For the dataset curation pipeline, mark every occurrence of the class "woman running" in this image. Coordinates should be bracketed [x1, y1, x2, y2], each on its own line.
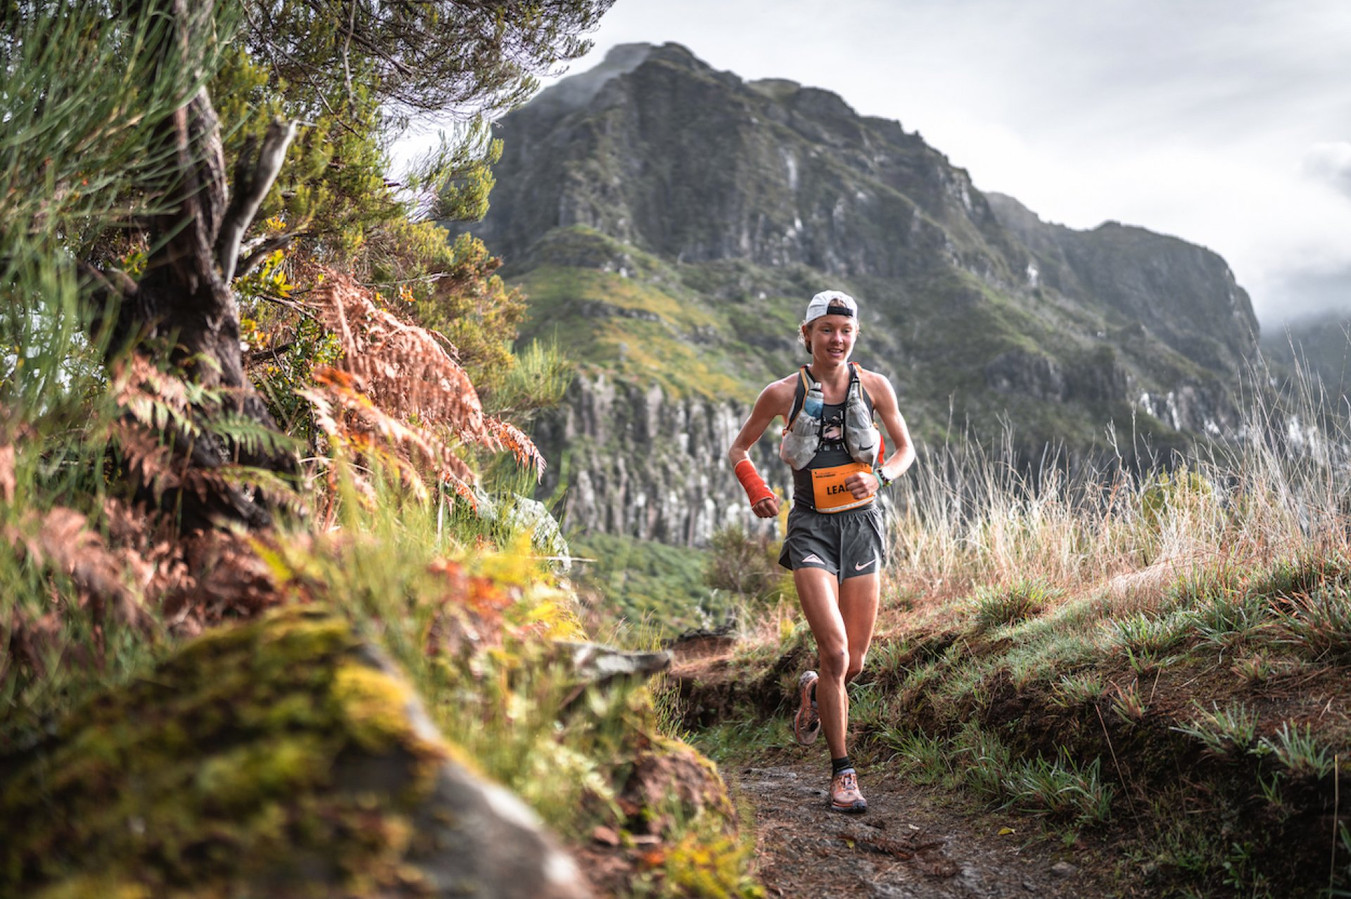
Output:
[727, 289, 915, 813]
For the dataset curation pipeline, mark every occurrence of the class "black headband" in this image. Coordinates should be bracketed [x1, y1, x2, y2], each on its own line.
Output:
[825, 304, 855, 317]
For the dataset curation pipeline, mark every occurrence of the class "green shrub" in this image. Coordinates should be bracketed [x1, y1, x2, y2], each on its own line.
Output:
[1140, 466, 1214, 530]
[706, 524, 790, 606]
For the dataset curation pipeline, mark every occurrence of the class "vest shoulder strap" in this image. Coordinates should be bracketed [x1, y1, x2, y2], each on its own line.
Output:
[784, 366, 812, 432]
[787, 365, 874, 424]
[849, 362, 875, 415]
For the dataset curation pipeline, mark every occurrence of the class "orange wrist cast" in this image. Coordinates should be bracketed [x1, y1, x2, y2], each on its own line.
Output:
[734, 459, 774, 506]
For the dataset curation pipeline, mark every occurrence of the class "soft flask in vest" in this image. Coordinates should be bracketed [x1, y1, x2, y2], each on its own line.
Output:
[844, 378, 880, 466]
[779, 378, 823, 470]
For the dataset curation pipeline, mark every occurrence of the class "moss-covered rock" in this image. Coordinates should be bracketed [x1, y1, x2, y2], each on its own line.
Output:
[0, 605, 591, 899]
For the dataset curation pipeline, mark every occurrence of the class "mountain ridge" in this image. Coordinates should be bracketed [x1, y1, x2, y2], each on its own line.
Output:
[457, 42, 1262, 544]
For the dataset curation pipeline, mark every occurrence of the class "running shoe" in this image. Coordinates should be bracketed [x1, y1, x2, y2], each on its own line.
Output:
[794, 670, 820, 746]
[829, 768, 868, 813]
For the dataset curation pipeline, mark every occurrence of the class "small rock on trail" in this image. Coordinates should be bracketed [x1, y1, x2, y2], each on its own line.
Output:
[729, 760, 1108, 898]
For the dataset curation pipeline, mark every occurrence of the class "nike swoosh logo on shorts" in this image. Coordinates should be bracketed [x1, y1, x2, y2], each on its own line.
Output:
[855, 558, 877, 571]
[802, 553, 825, 565]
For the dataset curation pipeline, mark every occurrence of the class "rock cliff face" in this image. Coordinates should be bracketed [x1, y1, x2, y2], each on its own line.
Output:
[531, 373, 779, 545]
[985, 193, 1256, 383]
[462, 42, 1262, 545]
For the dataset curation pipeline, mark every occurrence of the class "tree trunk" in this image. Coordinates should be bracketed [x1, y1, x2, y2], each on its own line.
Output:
[102, 0, 298, 530]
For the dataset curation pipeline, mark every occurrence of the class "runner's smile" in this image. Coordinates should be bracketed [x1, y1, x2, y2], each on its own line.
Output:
[810, 316, 856, 367]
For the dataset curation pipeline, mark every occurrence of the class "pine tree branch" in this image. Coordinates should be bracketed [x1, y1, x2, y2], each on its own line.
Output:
[236, 231, 304, 280]
[217, 117, 297, 283]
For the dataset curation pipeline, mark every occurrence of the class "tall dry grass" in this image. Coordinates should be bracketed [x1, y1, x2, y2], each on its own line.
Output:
[885, 357, 1351, 618]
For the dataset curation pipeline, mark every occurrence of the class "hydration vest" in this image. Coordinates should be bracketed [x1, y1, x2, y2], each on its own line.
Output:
[779, 363, 882, 472]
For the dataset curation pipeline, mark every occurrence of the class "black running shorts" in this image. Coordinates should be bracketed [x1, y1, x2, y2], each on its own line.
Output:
[778, 504, 886, 582]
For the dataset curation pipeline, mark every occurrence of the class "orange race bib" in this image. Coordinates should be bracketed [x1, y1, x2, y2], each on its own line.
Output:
[810, 461, 874, 513]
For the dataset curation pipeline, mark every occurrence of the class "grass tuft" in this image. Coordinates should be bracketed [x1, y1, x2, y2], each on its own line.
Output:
[1172, 702, 1260, 756]
[971, 579, 1057, 632]
[1001, 750, 1114, 825]
[1259, 722, 1336, 779]
[1271, 584, 1351, 663]
[1051, 672, 1108, 707]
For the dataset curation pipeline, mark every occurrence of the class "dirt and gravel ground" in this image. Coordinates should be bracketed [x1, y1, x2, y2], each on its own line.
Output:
[726, 755, 1112, 899]
[666, 637, 1123, 898]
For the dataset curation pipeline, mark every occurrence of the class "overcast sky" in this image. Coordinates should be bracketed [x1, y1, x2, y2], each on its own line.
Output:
[459, 0, 1351, 327]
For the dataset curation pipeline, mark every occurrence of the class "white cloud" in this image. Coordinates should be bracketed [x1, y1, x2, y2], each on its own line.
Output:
[1302, 142, 1351, 199]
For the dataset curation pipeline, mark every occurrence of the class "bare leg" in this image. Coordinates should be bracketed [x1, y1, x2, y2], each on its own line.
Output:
[795, 567, 847, 759]
[795, 568, 881, 761]
[839, 573, 880, 684]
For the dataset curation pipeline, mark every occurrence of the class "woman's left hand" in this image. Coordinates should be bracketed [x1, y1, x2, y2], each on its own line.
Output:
[845, 470, 879, 499]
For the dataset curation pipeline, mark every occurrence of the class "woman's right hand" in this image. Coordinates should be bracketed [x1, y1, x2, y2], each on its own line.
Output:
[751, 494, 780, 518]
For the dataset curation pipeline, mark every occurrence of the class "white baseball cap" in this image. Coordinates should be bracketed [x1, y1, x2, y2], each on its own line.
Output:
[803, 290, 858, 324]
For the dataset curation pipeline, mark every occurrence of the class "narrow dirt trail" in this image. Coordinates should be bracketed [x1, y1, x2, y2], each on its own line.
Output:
[726, 756, 1111, 898]
[669, 639, 1120, 898]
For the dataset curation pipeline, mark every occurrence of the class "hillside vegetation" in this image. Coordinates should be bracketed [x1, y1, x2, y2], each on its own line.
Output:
[671, 359, 1351, 898]
[0, 3, 770, 897]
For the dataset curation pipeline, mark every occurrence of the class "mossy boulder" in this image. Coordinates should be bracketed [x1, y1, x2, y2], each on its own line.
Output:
[0, 605, 591, 899]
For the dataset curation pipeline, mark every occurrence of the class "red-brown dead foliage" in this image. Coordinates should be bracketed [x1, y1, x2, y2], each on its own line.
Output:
[2, 503, 152, 680]
[159, 529, 284, 637]
[304, 272, 544, 505]
[0, 490, 291, 684]
[420, 557, 523, 666]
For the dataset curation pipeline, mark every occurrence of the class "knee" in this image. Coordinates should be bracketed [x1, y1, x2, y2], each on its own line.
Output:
[845, 652, 867, 683]
[818, 646, 849, 681]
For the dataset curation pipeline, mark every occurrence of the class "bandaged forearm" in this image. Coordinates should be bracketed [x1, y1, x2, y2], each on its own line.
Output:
[734, 459, 774, 506]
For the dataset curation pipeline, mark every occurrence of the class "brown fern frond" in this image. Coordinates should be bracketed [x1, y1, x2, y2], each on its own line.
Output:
[160, 530, 282, 636]
[302, 271, 547, 511]
[311, 272, 491, 443]
[4, 507, 150, 633]
[102, 346, 304, 531]
[300, 377, 473, 503]
[444, 475, 479, 512]
[484, 416, 546, 481]
[106, 356, 197, 500]
[103, 498, 189, 602]
[111, 420, 183, 502]
[319, 374, 440, 466]
[110, 354, 199, 437]
[300, 383, 345, 445]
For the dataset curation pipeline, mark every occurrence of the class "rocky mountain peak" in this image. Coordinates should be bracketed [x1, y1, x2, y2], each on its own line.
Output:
[531, 42, 656, 113]
[458, 44, 1266, 545]
[473, 40, 988, 286]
